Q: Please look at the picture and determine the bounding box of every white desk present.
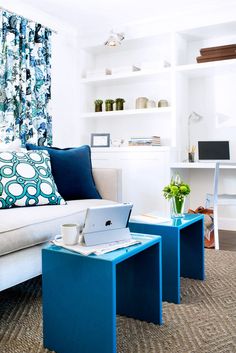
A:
[171,162,236,169]
[170,162,236,230]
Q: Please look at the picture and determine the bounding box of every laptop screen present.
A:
[198,141,230,160]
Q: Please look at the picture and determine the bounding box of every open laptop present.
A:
[81,203,133,246]
[198,141,230,161]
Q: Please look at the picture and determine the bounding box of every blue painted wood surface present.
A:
[129,214,205,304]
[42,234,162,353]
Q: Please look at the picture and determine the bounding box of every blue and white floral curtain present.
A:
[0,10,52,146]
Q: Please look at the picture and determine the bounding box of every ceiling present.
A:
[19,0,236,35]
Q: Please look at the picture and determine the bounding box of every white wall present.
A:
[1,0,80,147]
[51,32,79,147]
[190,74,236,161]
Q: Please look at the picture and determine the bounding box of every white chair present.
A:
[205,162,236,250]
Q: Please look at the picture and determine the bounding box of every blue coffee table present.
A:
[129,214,205,304]
[42,234,162,353]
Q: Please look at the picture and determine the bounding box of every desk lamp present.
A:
[188,111,203,156]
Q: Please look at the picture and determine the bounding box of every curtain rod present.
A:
[0,6,58,34]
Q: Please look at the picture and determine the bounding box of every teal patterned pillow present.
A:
[0,150,66,208]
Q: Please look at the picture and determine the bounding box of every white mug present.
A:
[60,224,80,245]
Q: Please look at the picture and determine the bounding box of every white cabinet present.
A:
[92,147,171,215]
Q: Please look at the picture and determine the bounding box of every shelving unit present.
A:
[81,107,171,118]
[80,67,171,85]
[79,22,236,152]
[78,21,236,214]
[176,58,236,77]
[79,32,173,146]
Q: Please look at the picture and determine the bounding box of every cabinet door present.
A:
[92,151,170,216]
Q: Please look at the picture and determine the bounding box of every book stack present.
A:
[196,44,236,63]
[128,136,161,146]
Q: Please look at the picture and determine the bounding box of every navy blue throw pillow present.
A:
[25,144,101,201]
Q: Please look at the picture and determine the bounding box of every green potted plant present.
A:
[94,99,103,112]
[115,98,125,110]
[105,99,115,111]
[163,175,190,218]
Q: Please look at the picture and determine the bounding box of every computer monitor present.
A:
[198,141,230,161]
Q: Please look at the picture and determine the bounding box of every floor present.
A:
[219,230,236,251]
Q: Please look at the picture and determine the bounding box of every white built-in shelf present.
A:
[81,107,172,118]
[176,59,236,78]
[80,67,171,86]
[92,146,170,153]
[81,59,236,85]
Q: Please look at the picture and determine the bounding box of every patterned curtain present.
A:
[0,10,52,146]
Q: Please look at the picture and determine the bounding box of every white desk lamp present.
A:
[188,111,203,154]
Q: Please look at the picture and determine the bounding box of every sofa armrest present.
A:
[92,168,122,202]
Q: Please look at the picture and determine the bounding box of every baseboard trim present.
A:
[219,217,236,231]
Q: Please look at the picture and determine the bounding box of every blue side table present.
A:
[42,234,162,353]
[129,214,205,304]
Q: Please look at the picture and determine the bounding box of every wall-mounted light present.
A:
[104,30,125,47]
[188,111,203,152]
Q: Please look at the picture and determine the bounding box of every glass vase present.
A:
[171,196,185,218]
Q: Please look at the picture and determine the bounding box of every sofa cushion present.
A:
[0,199,116,256]
[0,150,65,209]
[25,144,101,201]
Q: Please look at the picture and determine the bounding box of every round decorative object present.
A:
[147,100,156,108]
[135,97,148,109]
[157,99,169,108]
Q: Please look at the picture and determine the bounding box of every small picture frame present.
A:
[91,133,110,148]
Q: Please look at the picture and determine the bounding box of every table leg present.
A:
[129,223,180,304]
[42,249,116,353]
[180,219,205,280]
[116,243,162,324]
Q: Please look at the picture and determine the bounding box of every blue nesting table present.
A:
[42,234,162,353]
[129,214,205,304]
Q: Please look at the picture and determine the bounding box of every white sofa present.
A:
[0,168,122,291]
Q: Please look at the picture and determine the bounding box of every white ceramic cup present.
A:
[60,224,80,245]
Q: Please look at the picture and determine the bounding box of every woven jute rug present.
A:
[0,249,236,353]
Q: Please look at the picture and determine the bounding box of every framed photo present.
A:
[91,133,110,147]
